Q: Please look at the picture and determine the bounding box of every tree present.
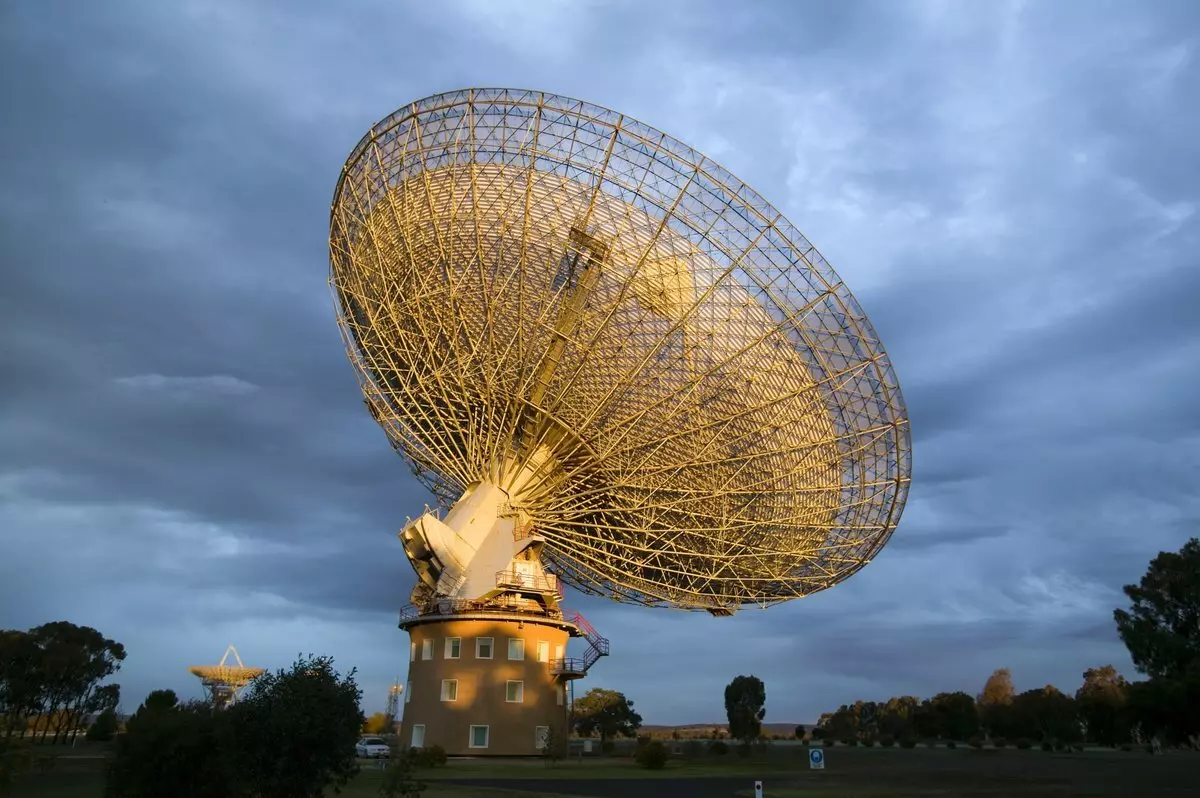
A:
[1123,674,1200,747]
[363,712,393,735]
[0,622,125,745]
[979,668,1015,706]
[1114,537,1200,681]
[229,655,363,798]
[879,696,920,740]
[1113,538,1200,748]
[106,697,234,798]
[86,708,119,742]
[137,689,179,716]
[926,692,979,741]
[978,668,1016,739]
[724,675,766,746]
[1075,666,1127,746]
[0,631,41,741]
[1009,686,1081,745]
[572,688,641,749]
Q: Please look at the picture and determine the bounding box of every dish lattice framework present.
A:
[188,645,264,704]
[330,88,911,612]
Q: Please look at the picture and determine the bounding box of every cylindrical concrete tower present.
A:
[399,611,580,756]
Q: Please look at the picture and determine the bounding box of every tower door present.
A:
[514,560,535,587]
[411,724,425,748]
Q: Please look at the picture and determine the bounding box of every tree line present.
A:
[0,621,125,745]
[567,537,1200,754]
[816,537,1200,749]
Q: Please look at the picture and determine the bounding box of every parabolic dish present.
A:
[187,665,264,686]
[330,88,911,612]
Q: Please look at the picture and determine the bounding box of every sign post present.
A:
[809,747,825,770]
[753,780,763,798]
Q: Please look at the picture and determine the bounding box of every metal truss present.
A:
[329,88,911,613]
[188,645,264,708]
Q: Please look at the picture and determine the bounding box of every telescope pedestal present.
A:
[398,611,575,756]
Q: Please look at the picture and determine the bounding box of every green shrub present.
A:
[636,740,668,770]
[862,738,875,747]
[946,741,957,749]
[1015,738,1032,750]
[708,740,728,756]
[899,736,917,749]
[967,737,984,749]
[842,738,858,747]
[379,747,426,798]
[1120,743,1132,752]
[993,737,1008,749]
[879,735,895,748]
[1041,740,1054,752]
[413,744,447,767]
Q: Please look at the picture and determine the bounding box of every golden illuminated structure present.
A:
[328,88,910,753]
[188,645,264,709]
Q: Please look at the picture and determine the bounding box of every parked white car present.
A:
[356,737,391,758]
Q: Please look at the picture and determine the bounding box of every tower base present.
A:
[398,611,575,756]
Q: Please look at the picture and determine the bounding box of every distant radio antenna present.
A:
[188,645,264,709]
[385,678,404,723]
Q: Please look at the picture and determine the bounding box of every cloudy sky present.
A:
[2,0,1197,724]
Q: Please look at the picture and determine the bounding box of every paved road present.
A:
[442,778,755,797]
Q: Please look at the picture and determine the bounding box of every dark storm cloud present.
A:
[2,0,1198,722]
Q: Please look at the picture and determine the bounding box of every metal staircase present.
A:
[551,609,609,679]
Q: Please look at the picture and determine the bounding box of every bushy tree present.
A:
[363,712,393,735]
[978,668,1016,739]
[107,655,364,798]
[1009,686,1081,744]
[1112,538,1200,747]
[927,692,980,741]
[106,698,234,798]
[572,688,642,749]
[723,675,766,746]
[85,708,119,742]
[1075,665,1127,746]
[230,654,363,798]
[879,696,920,740]
[1114,538,1200,681]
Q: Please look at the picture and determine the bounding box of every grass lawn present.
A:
[7,746,1200,798]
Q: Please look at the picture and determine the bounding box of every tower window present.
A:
[476,637,493,659]
[506,680,524,703]
[440,679,458,702]
[508,639,525,661]
[536,641,549,663]
[445,637,461,659]
[469,725,489,749]
[421,640,433,660]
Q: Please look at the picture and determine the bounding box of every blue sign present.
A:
[809,747,825,769]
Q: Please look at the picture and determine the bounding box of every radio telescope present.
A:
[188,645,263,709]
[329,89,910,755]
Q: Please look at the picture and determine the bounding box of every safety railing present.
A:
[495,568,559,595]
